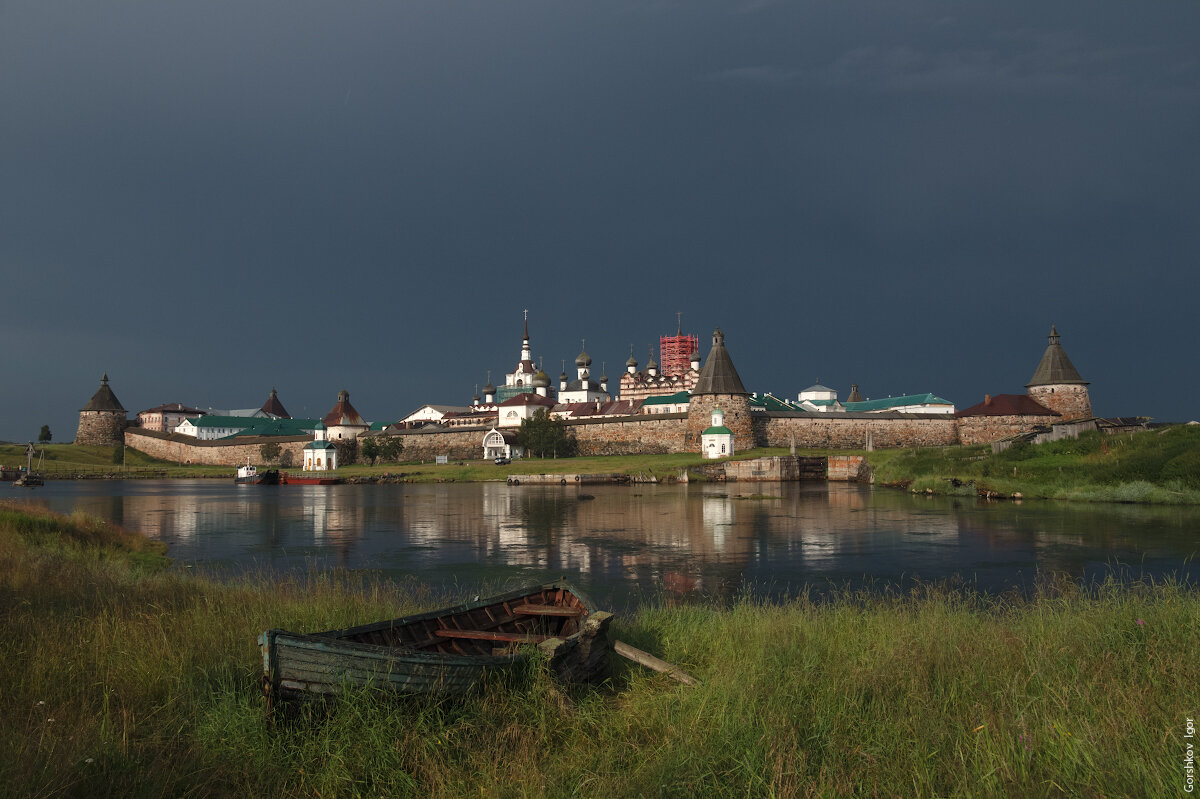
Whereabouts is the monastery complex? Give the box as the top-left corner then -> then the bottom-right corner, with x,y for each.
97,316 -> 1097,468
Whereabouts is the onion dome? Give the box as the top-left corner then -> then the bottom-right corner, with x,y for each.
646,350 -> 658,371
626,346 -> 638,369
599,362 -> 608,383
575,343 -> 592,368
532,369 -> 550,388
483,379 -> 496,395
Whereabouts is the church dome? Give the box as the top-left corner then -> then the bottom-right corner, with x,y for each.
532,369 -> 550,388
575,348 -> 592,368
626,353 -> 638,368
483,380 -> 496,394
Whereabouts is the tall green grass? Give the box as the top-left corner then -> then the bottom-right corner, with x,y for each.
868,425 -> 1200,503
1,503 -> 1195,797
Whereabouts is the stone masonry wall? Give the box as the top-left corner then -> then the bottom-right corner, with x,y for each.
758,414 -> 960,450
723,456 -> 826,481
391,427 -> 492,461
568,414 -> 688,455
127,412 -> 1059,466
1027,385 -> 1092,421
686,394 -> 755,451
125,429 -> 310,466
957,414 -> 1059,445
76,411 -> 127,446
827,455 -> 868,481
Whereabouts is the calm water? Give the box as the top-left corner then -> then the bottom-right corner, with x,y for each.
10,479 -> 1200,608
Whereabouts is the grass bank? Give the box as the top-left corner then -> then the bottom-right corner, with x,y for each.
0,443 -> 229,479
2,503 -> 1194,797
866,424 -> 1200,504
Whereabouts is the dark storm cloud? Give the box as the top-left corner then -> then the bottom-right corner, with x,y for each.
2,1 -> 1198,441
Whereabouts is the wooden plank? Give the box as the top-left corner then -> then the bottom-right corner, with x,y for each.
513,604 -> 584,617
435,629 -> 550,644
613,640 -> 698,686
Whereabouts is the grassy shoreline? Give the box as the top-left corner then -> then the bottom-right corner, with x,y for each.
2,502 -> 1195,797
7,424 -> 1200,505
865,424 -> 1200,504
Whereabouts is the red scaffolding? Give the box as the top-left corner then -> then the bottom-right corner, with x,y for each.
659,332 -> 698,376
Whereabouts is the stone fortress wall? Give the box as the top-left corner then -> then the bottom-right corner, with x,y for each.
125,429 -> 311,466
126,410 -> 1048,466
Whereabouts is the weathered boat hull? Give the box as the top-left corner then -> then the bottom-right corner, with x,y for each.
259,580 -> 611,707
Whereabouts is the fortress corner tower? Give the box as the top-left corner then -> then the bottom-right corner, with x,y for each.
1026,325 -> 1092,420
76,373 -> 128,445
686,328 -> 753,450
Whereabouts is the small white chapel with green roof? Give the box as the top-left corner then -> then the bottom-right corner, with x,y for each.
303,422 -> 339,471
701,406 -> 735,459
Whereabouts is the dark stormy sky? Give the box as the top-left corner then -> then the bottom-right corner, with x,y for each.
3,1 -> 1198,442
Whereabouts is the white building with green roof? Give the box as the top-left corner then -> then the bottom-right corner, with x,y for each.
303,423 -> 338,471
701,407 -> 735,459
641,390 -> 691,414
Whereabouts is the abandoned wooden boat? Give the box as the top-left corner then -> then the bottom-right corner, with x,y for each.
259,579 -> 612,707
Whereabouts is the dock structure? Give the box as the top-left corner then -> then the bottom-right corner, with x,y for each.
505,473 -> 628,486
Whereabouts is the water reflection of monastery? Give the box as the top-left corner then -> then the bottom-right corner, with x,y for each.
65,480 -> 1188,600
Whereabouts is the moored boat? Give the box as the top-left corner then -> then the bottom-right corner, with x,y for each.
235,460 -> 280,485
259,579 -> 612,708
11,444 -> 45,488
12,471 -> 44,488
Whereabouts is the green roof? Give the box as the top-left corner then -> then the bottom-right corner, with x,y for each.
218,418 -> 322,438
702,425 -> 734,436
843,394 -> 951,412
304,440 -> 338,451
642,391 -> 691,405
749,394 -> 809,412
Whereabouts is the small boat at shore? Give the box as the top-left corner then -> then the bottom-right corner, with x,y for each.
10,444 -> 45,488
235,461 -> 280,485
259,579 -> 612,708
12,471 -> 44,488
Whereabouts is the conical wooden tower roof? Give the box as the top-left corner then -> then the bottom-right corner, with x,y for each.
1027,325 -> 1088,387
80,373 -> 126,412
260,388 -> 291,419
693,328 -> 749,395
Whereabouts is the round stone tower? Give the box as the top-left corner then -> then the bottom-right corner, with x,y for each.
686,328 -> 753,450
1026,325 -> 1092,420
75,373 -> 128,445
